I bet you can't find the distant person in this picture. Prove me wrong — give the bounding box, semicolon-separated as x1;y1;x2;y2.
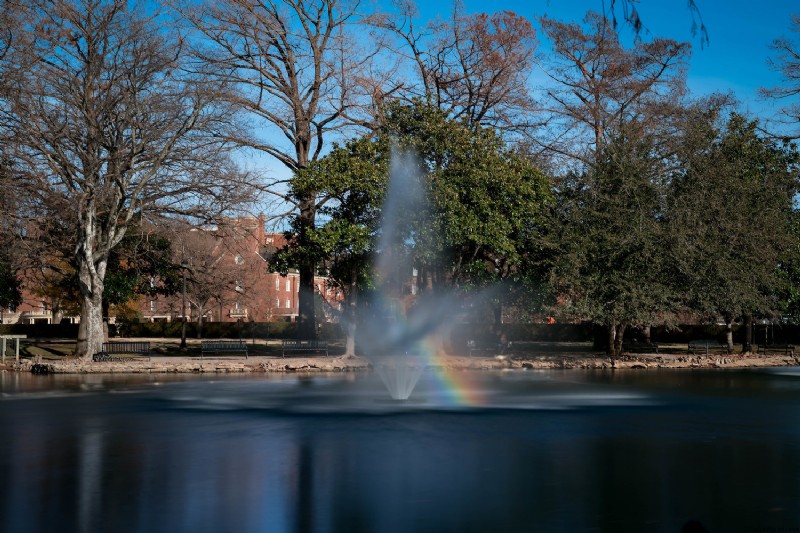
497;329;509;354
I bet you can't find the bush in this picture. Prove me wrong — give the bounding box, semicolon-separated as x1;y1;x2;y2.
0;323;80;338
120;320;313;339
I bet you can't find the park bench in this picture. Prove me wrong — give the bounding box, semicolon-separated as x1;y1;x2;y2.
622;340;659;354
201;340;248;359
757;343;795;356
466;339;510;356
688;339;727;355
93;341;151;362
281;340;328;358
467;340;502;357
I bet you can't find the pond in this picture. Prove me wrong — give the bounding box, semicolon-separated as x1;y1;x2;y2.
1;368;800;533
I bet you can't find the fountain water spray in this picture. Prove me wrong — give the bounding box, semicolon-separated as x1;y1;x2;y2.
375;357;425;401
355;145;440;400
350;144;494;400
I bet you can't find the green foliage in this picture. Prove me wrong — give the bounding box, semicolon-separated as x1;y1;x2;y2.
275;101;553;312
104;231;180;306
382;102;553;290
780;213;800;321
272;133;388;294
669;112;800;322
41;227;181;311
551;121;676;331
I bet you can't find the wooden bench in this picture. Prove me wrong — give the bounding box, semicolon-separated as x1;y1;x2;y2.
93;341;151;362
688;339;727;355
622;341;659;354
281;340;328;358
201;340;248;359
466;340;508;356
757;343;795;356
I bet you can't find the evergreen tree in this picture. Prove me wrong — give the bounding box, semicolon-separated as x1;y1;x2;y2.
669;112;799;351
550;121;675;357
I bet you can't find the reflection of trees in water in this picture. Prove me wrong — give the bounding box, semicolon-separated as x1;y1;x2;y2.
2;379;800;531
295;441;313;533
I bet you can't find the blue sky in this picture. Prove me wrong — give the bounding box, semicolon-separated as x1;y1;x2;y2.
245;0;800;217
424;0;799;118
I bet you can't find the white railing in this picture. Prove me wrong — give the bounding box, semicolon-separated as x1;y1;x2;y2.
20;310;51;318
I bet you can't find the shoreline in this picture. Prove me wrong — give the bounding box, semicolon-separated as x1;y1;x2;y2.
6;351;800;374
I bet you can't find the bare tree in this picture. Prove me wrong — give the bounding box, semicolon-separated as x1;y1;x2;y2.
761;14;800;138
175;218;272;334
176;0;373;339
537;12;690;167
2;0;254;358
369;1;539;133
177;228;233;336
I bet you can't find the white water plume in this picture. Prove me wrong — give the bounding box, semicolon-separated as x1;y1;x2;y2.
375;357;425;401
355;145;494;400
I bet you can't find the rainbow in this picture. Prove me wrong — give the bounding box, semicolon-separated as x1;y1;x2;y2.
417;338;487;407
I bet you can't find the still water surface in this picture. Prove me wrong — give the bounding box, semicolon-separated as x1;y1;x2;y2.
1;368;800;533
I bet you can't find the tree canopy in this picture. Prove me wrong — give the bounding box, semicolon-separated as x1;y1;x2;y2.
549;119;676;356
669;111;799;349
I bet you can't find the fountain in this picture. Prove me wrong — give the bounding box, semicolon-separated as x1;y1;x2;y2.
354;145;460;401
374;356;424;401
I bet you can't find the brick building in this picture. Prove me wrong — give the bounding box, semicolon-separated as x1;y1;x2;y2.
0;216;341;325
138;216;340;324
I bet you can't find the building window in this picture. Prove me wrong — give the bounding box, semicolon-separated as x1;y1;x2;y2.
286;299;291;309
286;279;291;291
276;277;281;290
150;300;156;311
235;255;244;265
412;267;418;277
276;298;280;309
41;301;49;313
235;280;243;292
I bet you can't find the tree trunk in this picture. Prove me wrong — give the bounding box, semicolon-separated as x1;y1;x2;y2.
51;296;64;325
493;300;503;329
298;265;316;339
615;323;626;356
607;323;626;358
75;255;107;359
77;288;106;359
607;324;617;357
296;194;317;340
742;314;753;354
724;314;735;353
343;272;358;358
197;304;205;339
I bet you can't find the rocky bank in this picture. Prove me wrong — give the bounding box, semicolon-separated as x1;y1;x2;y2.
4;351;800;374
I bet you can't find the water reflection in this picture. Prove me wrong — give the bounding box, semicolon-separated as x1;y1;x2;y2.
1;370;800;532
